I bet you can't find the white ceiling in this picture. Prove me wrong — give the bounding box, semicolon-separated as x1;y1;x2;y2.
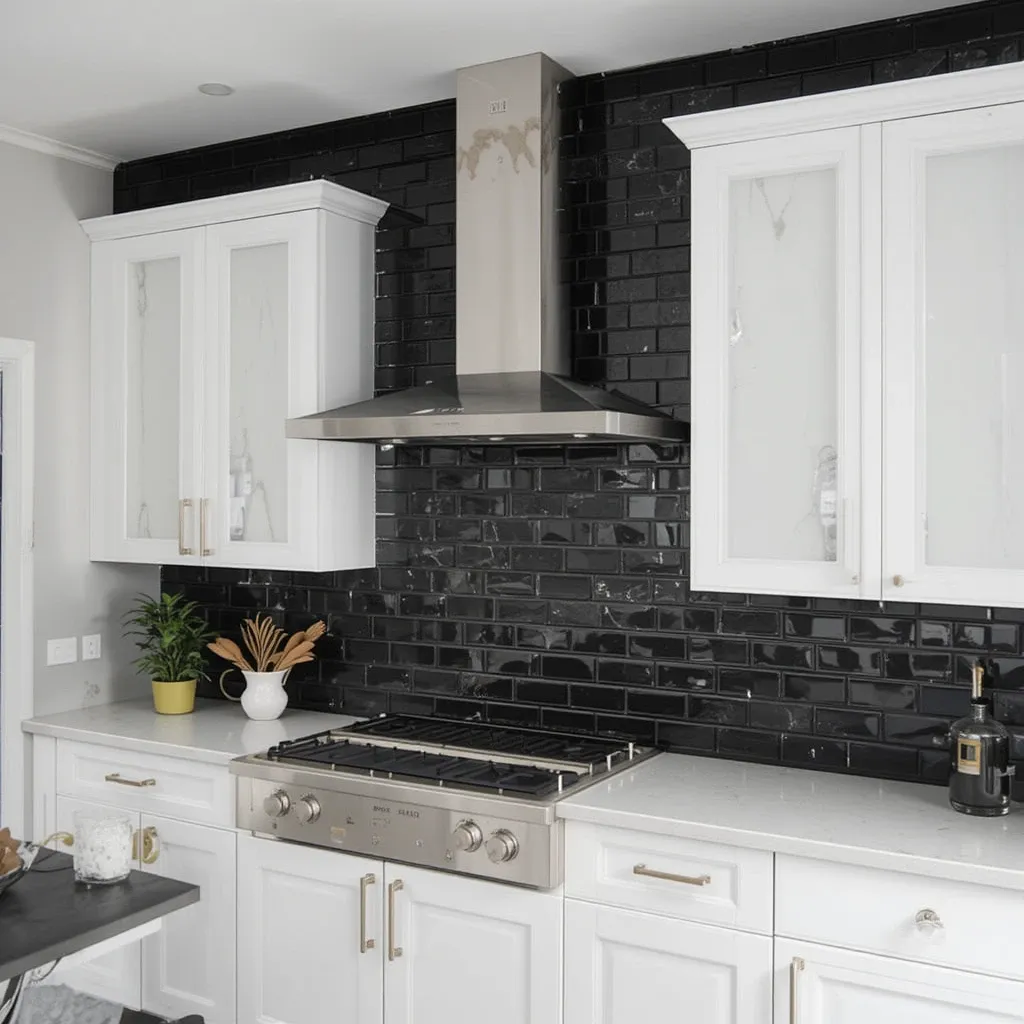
2;0;966;163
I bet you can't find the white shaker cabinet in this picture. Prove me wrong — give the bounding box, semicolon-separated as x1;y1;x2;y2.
565;900;772;1024
686;126;875;601
85;181;387;572
883;101;1024;607
667;62;1024;607
776;939;1024;1023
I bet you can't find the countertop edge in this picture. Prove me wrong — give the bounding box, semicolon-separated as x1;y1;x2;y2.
21;719;236;765
555;803;1024;891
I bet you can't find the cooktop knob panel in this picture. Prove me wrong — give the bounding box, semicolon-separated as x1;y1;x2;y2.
451;820;483;852
294;795;321;825
263;790;291;818
485;829;519;864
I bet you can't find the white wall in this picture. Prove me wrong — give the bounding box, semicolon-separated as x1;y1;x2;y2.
0;139;158;717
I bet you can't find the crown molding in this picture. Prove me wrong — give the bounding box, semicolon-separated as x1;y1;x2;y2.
665;60;1024;149
0;123;118;170
81;179;390;240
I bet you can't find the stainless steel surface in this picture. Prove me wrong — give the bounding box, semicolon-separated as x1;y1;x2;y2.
177;498;194;556
790;957;804;1024
359;873;376;953
263;790;290;818
285;54;688;446
484;829;519;864
294;795;321;824
632;863;712;887
451;820;483;853
388;879;403;961
105;773;156;788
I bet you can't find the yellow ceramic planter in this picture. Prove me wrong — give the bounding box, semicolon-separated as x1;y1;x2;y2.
151;679;197;715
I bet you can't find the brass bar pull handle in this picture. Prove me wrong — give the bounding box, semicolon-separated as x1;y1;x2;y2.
178;498;195;556
105;772;156;788
200;498;213;556
387;879;403;961
131;829;140;863
360;873;376;953
633;863;711;887
141;826;159;865
790;956;805;1024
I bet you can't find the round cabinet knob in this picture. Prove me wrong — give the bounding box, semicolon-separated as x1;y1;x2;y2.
893;574;906;587
263;790;291;818
485;829;519;864
294;796;321;825
451;820;483;853
915;908;944;933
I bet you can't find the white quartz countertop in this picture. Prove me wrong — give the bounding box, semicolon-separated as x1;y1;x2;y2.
23;698;357;765
557;753;1024;890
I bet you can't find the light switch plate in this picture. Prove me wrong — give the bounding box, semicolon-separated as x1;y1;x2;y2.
46;637;77;666
82;634;102;661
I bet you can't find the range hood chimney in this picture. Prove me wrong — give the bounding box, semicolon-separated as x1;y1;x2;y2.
287;54;687;445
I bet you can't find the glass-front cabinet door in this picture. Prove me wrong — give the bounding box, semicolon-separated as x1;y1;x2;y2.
90;228;205;565
689;126;877;599
883;102;1024;607
203;212;322;569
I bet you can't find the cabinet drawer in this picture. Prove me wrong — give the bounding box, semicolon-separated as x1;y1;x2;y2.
565;821;773;933
776;854;1024;981
56;740;233;827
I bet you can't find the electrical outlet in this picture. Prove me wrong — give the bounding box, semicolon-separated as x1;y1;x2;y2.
46;637;77;666
82;634;102;661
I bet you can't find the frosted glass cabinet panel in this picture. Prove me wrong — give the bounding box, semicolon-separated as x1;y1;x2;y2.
91;229;206;565
689;127;873;599
884;102;1024;606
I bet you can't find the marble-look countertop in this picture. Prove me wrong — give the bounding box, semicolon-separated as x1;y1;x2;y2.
22;698;356;764
558;753;1024;890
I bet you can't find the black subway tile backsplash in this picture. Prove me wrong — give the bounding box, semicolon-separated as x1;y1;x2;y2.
135;0;1024;787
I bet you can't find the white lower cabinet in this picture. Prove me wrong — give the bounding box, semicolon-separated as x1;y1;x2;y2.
565;899;772;1024
140;814;236;1024
236;833;383;1024
776;938;1024;1023
236;835;562;1024
384;863;562;1024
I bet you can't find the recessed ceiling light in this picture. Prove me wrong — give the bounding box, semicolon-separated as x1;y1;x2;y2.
198;83;235;97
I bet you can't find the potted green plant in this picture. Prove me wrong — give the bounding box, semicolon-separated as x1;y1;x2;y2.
123;592;213;715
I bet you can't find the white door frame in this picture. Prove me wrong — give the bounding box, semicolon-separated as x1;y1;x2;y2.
0;338;35;838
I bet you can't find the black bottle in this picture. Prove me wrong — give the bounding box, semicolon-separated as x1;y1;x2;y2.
949;662;1014;816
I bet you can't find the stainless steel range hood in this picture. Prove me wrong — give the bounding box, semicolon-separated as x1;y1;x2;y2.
287;53;687;445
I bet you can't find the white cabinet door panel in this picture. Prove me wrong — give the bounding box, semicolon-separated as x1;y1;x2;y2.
237;834;383;1024
384;863;562;1024
884;101;1024;607
140;814;236;1024
777;938;1024;1023
565;899;772;1024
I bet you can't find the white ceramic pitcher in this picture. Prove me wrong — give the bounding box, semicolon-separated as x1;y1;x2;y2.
220;668;290;721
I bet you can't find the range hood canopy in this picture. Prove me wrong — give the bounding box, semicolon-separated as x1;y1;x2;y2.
287;53;687;446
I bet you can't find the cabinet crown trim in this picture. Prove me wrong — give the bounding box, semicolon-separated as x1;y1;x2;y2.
665;60;1024;148
81;179;389;240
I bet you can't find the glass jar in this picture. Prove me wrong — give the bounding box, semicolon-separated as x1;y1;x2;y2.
73;810;133;885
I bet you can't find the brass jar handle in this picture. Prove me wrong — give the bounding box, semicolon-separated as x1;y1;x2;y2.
790;956;804;1024
105;772;156;788
633;863;711;887
388;879;404;961
141;826;159;865
360;873;376;953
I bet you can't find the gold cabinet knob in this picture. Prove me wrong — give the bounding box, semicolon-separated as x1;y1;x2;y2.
893;574;906;587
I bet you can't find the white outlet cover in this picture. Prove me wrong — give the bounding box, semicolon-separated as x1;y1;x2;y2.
81;634;102;661
46;637;77;666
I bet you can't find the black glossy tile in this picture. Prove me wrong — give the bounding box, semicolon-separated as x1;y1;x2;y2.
919;620;953;646
815;707;880;740
817;644;882;675
689;696;748;726
884;713;951;749
749;701;813;734
785;613;846;641
953;623;1019;652
851;616;916;645
657;721;716;752
784;674;845;704
885;651;952;682
688;636;748;664
629;634;688;660
721;609;779;635
782;736;848;769
571;683;626;712
848;743;919;779
919;684;972;717
717;729;780;762
718;668;780;699
848;679;916;711
753;643;813;669
600;659;655;686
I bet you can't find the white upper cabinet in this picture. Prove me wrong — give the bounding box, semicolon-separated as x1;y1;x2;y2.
85;181;386;572
883;101;1024;606
667;62;1024;607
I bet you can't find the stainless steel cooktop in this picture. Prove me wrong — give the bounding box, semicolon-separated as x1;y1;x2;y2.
231;714;655;888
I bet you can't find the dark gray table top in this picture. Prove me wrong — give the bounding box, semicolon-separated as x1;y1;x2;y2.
0;851;199;982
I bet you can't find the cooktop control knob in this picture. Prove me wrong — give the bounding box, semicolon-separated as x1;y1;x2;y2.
263;790;290;818
485;829;519;864
451;820;483;853
294;796;321;825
